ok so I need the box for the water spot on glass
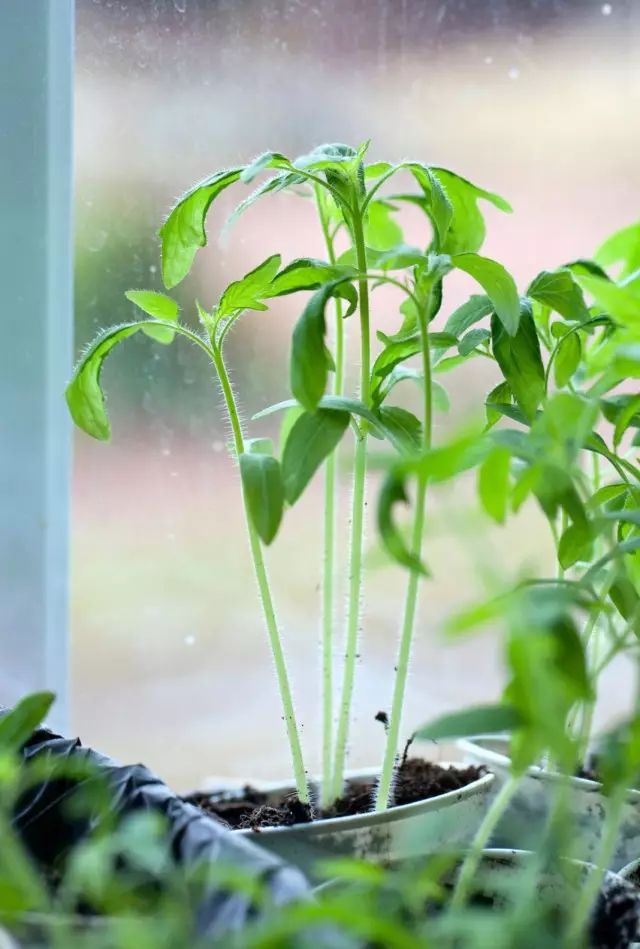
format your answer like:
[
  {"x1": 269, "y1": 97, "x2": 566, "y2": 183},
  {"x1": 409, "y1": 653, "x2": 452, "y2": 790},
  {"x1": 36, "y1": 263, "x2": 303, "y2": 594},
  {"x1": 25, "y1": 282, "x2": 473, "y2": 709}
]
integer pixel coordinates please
[
  {"x1": 212, "y1": 440, "x2": 224, "y2": 453},
  {"x1": 174, "y1": 0, "x2": 187, "y2": 11},
  {"x1": 167, "y1": 532, "x2": 176, "y2": 542},
  {"x1": 484, "y1": 56, "x2": 493, "y2": 65},
  {"x1": 86, "y1": 229, "x2": 108, "y2": 253},
  {"x1": 601, "y1": 3, "x2": 612, "y2": 14},
  {"x1": 170, "y1": 470, "x2": 178, "y2": 478},
  {"x1": 184, "y1": 635, "x2": 196, "y2": 646},
  {"x1": 149, "y1": 264, "x2": 157, "y2": 274},
  {"x1": 161, "y1": 447, "x2": 171, "y2": 456},
  {"x1": 508, "y1": 67, "x2": 520, "y2": 80}
]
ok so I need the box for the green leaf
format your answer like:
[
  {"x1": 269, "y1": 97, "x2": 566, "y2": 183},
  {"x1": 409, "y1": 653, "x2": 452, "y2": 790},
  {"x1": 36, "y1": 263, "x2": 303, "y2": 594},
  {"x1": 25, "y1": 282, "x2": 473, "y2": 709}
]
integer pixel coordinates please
[
  {"x1": 377, "y1": 472, "x2": 427, "y2": 574},
  {"x1": 478, "y1": 447, "x2": 511, "y2": 524},
  {"x1": 612, "y1": 393, "x2": 640, "y2": 450},
  {"x1": 371, "y1": 333, "x2": 457, "y2": 402},
  {"x1": 224, "y1": 171, "x2": 302, "y2": 234},
  {"x1": 0, "y1": 692, "x2": 55, "y2": 752},
  {"x1": 218, "y1": 255, "x2": 282, "y2": 317},
  {"x1": 554, "y1": 332, "x2": 582, "y2": 388},
  {"x1": 266, "y1": 259, "x2": 356, "y2": 298},
  {"x1": 364, "y1": 200, "x2": 403, "y2": 250},
  {"x1": 424, "y1": 167, "x2": 511, "y2": 254},
  {"x1": 484, "y1": 381, "x2": 514, "y2": 429},
  {"x1": 159, "y1": 167, "x2": 243, "y2": 288},
  {"x1": 281, "y1": 409, "x2": 350, "y2": 505},
  {"x1": 414, "y1": 703, "x2": 522, "y2": 741},
  {"x1": 405, "y1": 164, "x2": 453, "y2": 248},
  {"x1": 376, "y1": 406, "x2": 422, "y2": 454},
  {"x1": 459, "y1": 328, "x2": 490, "y2": 357},
  {"x1": 245, "y1": 437, "x2": 274, "y2": 456},
  {"x1": 66, "y1": 321, "x2": 191, "y2": 441},
  {"x1": 408, "y1": 431, "x2": 488, "y2": 484},
  {"x1": 576, "y1": 273, "x2": 640, "y2": 327},
  {"x1": 485, "y1": 402, "x2": 531, "y2": 427},
  {"x1": 558, "y1": 523, "x2": 593, "y2": 569},
  {"x1": 290, "y1": 279, "x2": 357, "y2": 412},
  {"x1": 453, "y1": 254, "x2": 520, "y2": 336},
  {"x1": 279, "y1": 406, "x2": 305, "y2": 461},
  {"x1": 491, "y1": 301, "x2": 545, "y2": 422},
  {"x1": 240, "y1": 151, "x2": 291, "y2": 183},
  {"x1": 609, "y1": 574, "x2": 640, "y2": 635},
  {"x1": 588, "y1": 483, "x2": 629, "y2": 510},
  {"x1": 583, "y1": 538, "x2": 640, "y2": 586},
  {"x1": 239, "y1": 452, "x2": 284, "y2": 545},
  {"x1": 254, "y1": 395, "x2": 382, "y2": 434},
  {"x1": 527, "y1": 269, "x2": 590, "y2": 323},
  {"x1": 125, "y1": 290, "x2": 180, "y2": 344},
  {"x1": 443, "y1": 294, "x2": 494, "y2": 338},
  {"x1": 596, "y1": 221, "x2": 640, "y2": 280}
]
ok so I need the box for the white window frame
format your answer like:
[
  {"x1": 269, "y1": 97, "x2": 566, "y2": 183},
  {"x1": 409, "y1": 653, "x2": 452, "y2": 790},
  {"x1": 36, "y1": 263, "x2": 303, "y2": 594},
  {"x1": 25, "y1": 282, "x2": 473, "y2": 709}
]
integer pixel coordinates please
[{"x1": 0, "y1": 2, "x2": 74, "y2": 732}]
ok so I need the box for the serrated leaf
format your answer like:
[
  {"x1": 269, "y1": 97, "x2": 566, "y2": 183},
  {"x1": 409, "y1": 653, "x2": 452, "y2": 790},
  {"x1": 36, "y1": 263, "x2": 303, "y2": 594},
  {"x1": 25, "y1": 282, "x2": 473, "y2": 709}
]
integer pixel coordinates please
[
  {"x1": 415, "y1": 703, "x2": 521, "y2": 742},
  {"x1": 290, "y1": 280, "x2": 357, "y2": 412},
  {"x1": 377, "y1": 406, "x2": 422, "y2": 454},
  {"x1": 554, "y1": 332, "x2": 582, "y2": 388},
  {"x1": 218, "y1": 255, "x2": 282, "y2": 318},
  {"x1": 527, "y1": 269, "x2": 590, "y2": 323},
  {"x1": 377, "y1": 472, "x2": 427, "y2": 574},
  {"x1": 491, "y1": 301, "x2": 545, "y2": 422},
  {"x1": 66, "y1": 320, "x2": 192, "y2": 441},
  {"x1": 159, "y1": 167, "x2": 243, "y2": 288},
  {"x1": 0, "y1": 692, "x2": 55, "y2": 752},
  {"x1": 443, "y1": 294, "x2": 494, "y2": 338},
  {"x1": 239, "y1": 452, "x2": 284, "y2": 545},
  {"x1": 125, "y1": 290, "x2": 180, "y2": 344},
  {"x1": 266, "y1": 258, "x2": 356, "y2": 298},
  {"x1": 281, "y1": 409, "x2": 350, "y2": 505},
  {"x1": 459, "y1": 328, "x2": 490, "y2": 357},
  {"x1": 478, "y1": 447, "x2": 511, "y2": 524},
  {"x1": 453, "y1": 254, "x2": 520, "y2": 336}
]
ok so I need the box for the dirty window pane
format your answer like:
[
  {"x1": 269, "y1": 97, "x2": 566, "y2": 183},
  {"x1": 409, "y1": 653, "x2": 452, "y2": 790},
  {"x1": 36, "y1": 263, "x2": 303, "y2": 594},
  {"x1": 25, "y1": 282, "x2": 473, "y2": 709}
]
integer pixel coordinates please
[{"x1": 74, "y1": 0, "x2": 640, "y2": 790}]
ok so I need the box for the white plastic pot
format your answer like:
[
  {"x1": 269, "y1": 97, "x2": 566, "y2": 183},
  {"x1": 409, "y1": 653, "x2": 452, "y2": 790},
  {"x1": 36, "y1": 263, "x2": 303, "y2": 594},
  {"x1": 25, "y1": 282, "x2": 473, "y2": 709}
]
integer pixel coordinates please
[
  {"x1": 198, "y1": 764, "x2": 495, "y2": 881},
  {"x1": 458, "y1": 735, "x2": 640, "y2": 872}
]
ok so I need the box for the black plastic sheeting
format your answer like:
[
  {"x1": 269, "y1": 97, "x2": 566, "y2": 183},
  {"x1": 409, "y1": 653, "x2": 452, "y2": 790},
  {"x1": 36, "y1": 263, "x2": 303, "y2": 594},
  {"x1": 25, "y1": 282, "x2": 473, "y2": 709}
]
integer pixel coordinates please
[{"x1": 3, "y1": 709, "x2": 357, "y2": 947}]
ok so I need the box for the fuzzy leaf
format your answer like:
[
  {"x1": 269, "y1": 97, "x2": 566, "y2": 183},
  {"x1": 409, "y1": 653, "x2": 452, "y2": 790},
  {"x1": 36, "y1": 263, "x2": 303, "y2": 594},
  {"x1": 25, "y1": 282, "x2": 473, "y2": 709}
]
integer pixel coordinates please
[
  {"x1": 377, "y1": 406, "x2": 422, "y2": 454},
  {"x1": 282, "y1": 409, "x2": 350, "y2": 505},
  {"x1": 125, "y1": 291, "x2": 180, "y2": 344},
  {"x1": 218, "y1": 255, "x2": 282, "y2": 318},
  {"x1": 266, "y1": 259, "x2": 356, "y2": 298},
  {"x1": 239, "y1": 452, "x2": 284, "y2": 545},
  {"x1": 159, "y1": 167, "x2": 243, "y2": 288},
  {"x1": 491, "y1": 301, "x2": 545, "y2": 422},
  {"x1": 459, "y1": 328, "x2": 490, "y2": 357},
  {"x1": 453, "y1": 254, "x2": 521, "y2": 336},
  {"x1": 528, "y1": 269, "x2": 590, "y2": 323},
  {"x1": 443, "y1": 294, "x2": 494, "y2": 338}
]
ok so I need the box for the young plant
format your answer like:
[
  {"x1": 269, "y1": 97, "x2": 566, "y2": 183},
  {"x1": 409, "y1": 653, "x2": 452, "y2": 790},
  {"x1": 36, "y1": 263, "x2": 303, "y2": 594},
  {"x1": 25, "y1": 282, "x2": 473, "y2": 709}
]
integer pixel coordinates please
[{"x1": 66, "y1": 141, "x2": 534, "y2": 813}]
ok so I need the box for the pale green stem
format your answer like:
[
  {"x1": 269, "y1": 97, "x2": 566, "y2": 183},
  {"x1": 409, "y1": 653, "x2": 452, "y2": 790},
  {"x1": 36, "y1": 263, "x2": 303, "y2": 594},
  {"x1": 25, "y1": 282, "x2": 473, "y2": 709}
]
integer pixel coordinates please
[
  {"x1": 330, "y1": 208, "x2": 371, "y2": 801},
  {"x1": 316, "y1": 186, "x2": 345, "y2": 807},
  {"x1": 212, "y1": 345, "x2": 309, "y2": 803},
  {"x1": 567, "y1": 786, "x2": 627, "y2": 944},
  {"x1": 450, "y1": 773, "x2": 524, "y2": 909},
  {"x1": 375, "y1": 293, "x2": 433, "y2": 811}
]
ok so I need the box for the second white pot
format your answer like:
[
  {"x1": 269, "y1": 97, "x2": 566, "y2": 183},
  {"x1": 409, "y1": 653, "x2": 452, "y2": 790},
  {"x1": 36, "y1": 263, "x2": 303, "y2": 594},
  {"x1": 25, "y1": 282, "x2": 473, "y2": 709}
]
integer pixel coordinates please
[
  {"x1": 197, "y1": 763, "x2": 495, "y2": 881},
  {"x1": 458, "y1": 735, "x2": 640, "y2": 871}
]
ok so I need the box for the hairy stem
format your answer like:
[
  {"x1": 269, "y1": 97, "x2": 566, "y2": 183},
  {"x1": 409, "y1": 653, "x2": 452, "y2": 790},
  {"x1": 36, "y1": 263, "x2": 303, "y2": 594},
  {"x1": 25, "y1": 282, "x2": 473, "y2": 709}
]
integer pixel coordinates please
[
  {"x1": 375, "y1": 296, "x2": 433, "y2": 811},
  {"x1": 330, "y1": 208, "x2": 371, "y2": 801},
  {"x1": 317, "y1": 187, "x2": 345, "y2": 807},
  {"x1": 212, "y1": 344, "x2": 309, "y2": 803}
]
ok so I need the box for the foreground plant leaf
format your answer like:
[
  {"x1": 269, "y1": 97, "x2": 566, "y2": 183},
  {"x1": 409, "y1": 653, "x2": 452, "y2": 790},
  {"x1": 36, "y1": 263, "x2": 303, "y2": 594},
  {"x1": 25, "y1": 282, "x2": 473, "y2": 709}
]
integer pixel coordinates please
[
  {"x1": 527, "y1": 268, "x2": 590, "y2": 323},
  {"x1": 282, "y1": 409, "x2": 350, "y2": 505},
  {"x1": 217, "y1": 255, "x2": 282, "y2": 318},
  {"x1": 415, "y1": 703, "x2": 522, "y2": 742},
  {"x1": 478, "y1": 447, "x2": 511, "y2": 524},
  {"x1": 125, "y1": 290, "x2": 180, "y2": 344},
  {"x1": 239, "y1": 451, "x2": 284, "y2": 545},
  {"x1": 0, "y1": 692, "x2": 55, "y2": 753}
]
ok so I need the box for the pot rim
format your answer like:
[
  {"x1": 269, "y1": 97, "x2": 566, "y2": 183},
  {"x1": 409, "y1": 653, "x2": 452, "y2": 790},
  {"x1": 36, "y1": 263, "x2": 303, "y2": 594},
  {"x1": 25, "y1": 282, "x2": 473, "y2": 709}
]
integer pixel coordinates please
[
  {"x1": 195, "y1": 763, "x2": 495, "y2": 838},
  {"x1": 457, "y1": 734, "x2": 640, "y2": 802}
]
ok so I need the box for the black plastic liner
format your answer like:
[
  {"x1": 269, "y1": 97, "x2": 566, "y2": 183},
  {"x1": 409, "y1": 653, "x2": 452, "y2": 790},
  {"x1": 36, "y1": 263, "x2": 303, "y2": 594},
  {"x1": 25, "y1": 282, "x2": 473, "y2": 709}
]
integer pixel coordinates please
[{"x1": 2, "y1": 709, "x2": 357, "y2": 946}]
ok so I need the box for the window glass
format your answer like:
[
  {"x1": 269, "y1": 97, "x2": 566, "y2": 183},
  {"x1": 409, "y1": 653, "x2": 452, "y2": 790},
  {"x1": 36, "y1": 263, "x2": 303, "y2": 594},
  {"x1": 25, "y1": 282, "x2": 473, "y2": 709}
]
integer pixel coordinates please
[{"x1": 74, "y1": 0, "x2": 639, "y2": 789}]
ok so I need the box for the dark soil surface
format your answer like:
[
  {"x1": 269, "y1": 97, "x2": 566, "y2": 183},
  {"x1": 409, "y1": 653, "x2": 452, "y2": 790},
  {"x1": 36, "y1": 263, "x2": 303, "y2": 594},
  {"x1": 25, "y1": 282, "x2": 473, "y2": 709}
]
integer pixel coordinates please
[{"x1": 185, "y1": 759, "x2": 485, "y2": 831}]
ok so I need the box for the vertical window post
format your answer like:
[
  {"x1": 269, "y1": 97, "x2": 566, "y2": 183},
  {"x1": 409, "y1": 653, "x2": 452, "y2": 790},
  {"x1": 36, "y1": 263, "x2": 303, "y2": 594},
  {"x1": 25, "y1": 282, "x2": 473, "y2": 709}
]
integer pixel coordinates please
[{"x1": 0, "y1": 3, "x2": 74, "y2": 731}]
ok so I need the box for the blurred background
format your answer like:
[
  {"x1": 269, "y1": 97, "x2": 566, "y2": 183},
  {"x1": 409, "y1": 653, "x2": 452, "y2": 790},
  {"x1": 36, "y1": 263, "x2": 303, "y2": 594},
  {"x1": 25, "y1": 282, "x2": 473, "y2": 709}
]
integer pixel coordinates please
[{"x1": 73, "y1": 0, "x2": 640, "y2": 791}]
